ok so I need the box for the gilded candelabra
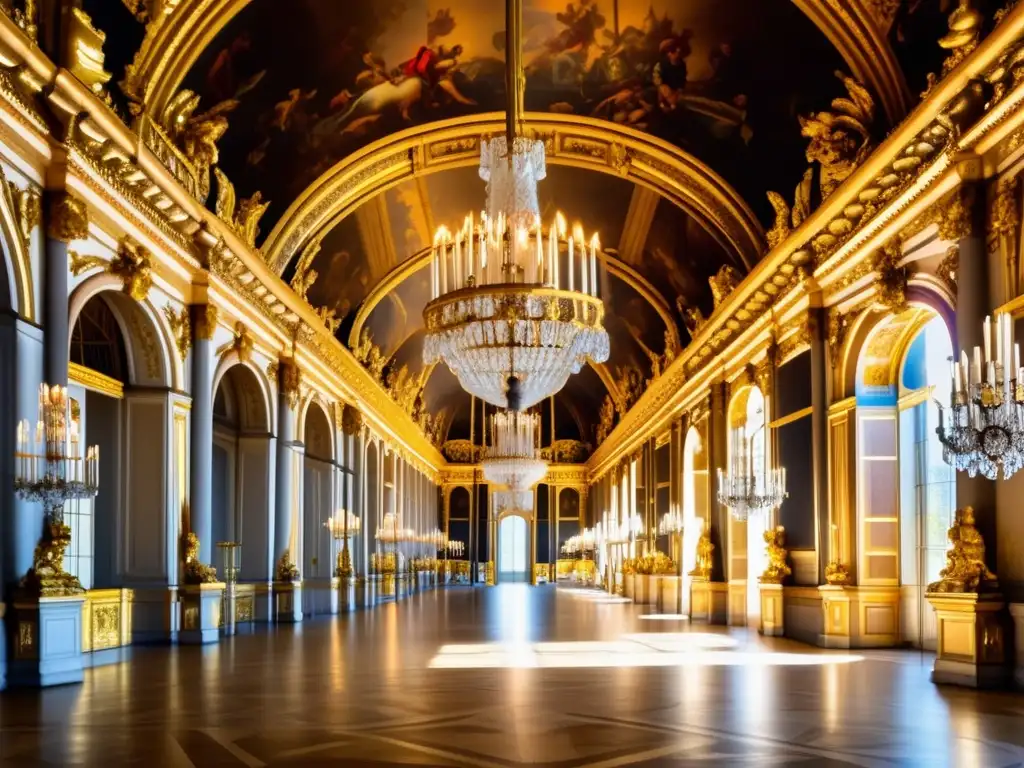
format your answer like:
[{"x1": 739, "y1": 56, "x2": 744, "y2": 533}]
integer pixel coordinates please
[
  {"x1": 325, "y1": 509, "x2": 361, "y2": 577},
  {"x1": 14, "y1": 384, "x2": 100, "y2": 597}
]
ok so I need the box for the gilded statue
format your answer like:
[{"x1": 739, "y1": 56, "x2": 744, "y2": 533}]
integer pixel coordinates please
[
  {"x1": 231, "y1": 321, "x2": 254, "y2": 363},
  {"x1": 290, "y1": 242, "x2": 320, "y2": 300},
  {"x1": 800, "y1": 71, "x2": 876, "y2": 200},
  {"x1": 316, "y1": 305, "x2": 342, "y2": 333},
  {"x1": 21, "y1": 520, "x2": 84, "y2": 596},
  {"x1": 110, "y1": 238, "x2": 153, "y2": 302},
  {"x1": 688, "y1": 529, "x2": 714, "y2": 580},
  {"x1": 160, "y1": 90, "x2": 237, "y2": 184},
  {"x1": 353, "y1": 328, "x2": 386, "y2": 380},
  {"x1": 678, "y1": 298, "x2": 706, "y2": 337},
  {"x1": 275, "y1": 550, "x2": 300, "y2": 583},
  {"x1": 709, "y1": 265, "x2": 742, "y2": 310},
  {"x1": 235, "y1": 192, "x2": 271, "y2": 250},
  {"x1": 595, "y1": 394, "x2": 617, "y2": 444},
  {"x1": 937, "y1": 1, "x2": 984, "y2": 80},
  {"x1": 182, "y1": 531, "x2": 218, "y2": 584},
  {"x1": 874, "y1": 241, "x2": 909, "y2": 315},
  {"x1": 386, "y1": 365, "x2": 427, "y2": 416},
  {"x1": 765, "y1": 191, "x2": 792, "y2": 249},
  {"x1": 927, "y1": 507, "x2": 999, "y2": 594},
  {"x1": 759, "y1": 526, "x2": 792, "y2": 584},
  {"x1": 616, "y1": 364, "x2": 645, "y2": 411}
]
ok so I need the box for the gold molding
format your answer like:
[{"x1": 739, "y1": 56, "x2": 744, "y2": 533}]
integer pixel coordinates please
[
  {"x1": 897, "y1": 385, "x2": 935, "y2": 412},
  {"x1": 769, "y1": 406, "x2": 814, "y2": 429},
  {"x1": 69, "y1": 362, "x2": 124, "y2": 399}
]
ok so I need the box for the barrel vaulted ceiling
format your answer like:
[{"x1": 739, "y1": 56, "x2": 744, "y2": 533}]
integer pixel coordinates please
[{"x1": 91, "y1": 0, "x2": 992, "y2": 447}]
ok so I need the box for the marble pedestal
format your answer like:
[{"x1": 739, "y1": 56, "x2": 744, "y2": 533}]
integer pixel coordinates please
[
  {"x1": 658, "y1": 576, "x2": 680, "y2": 614},
  {"x1": 690, "y1": 578, "x2": 728, "y2": 624},
  {"x1": 180, "y1": 583, "x2": 225, "y2": 645},
  {"x1": 927, "y1": 592, "x2": 1009, "y2": 689},
  {"x1": 634, "y1": 575, "x2": 659, "y2": 605},
  {"x1": 273, "y1": 582, "x2": 303, "y2": 623},
  {"x1": 8, "y1": 594, "x2": 86, "y2": 686},
  {"x1": 335, "y1": 576, "x2": 356, "y2": 613},
  {"x1": 759, "y1": 583, "x2": 784, "y2": 637}
]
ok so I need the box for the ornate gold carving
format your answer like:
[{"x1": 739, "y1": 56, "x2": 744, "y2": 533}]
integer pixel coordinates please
[
  {"x1": 279, "y1": 358, "x2": 302, "y2": 410},
  {"x1": 3, "y1": 0, "x2": 38, "y2": 40},
  {"x1": 160, "y1": 90, "x2": 234, "y2": 185},
  {"x1": 110, "y1": 238, "x2": 153, "y2": 301},
  {"x1": 70, "y1": 361, "x2": 124, "y2": 399},
  {"x1": 64, "y1": 8, "x2": 112, "y2": 96},
  {"x1": 235, "y1": 193, "x2": 270, "y2": 250},
  {"x1": 800, "y1": 71, "x2": 876, "y2": 200},
  {"x1": 68, "y1": 250, "x2": 107, "y2": 277},
  {"x1": 989, "y1": 179, "x2": 1018, "y2": 242},
  {"x1": 194, "y1": 304, "x2": 219, "y2": 341},
  {"x1": 765, "y1": 191, "x2": 792, "y2": 249},
  {"x1": 213, "y1": 167, "x2": 236, "y2": 223},
  {"x1": 290, "y1": 245, "x2": 319, "y2": 302},
  {"x1": 182, "y1": 531, "x2": 217, "y2": 584},
  {"x1": 709, "y1": 265, "x2": 742, "y2": 310},
  {"x1": 17, "y1": 619, "x2": 34, "y2": 658},
  {"x1": 441, "y1": 439, "x2": 482, "y2": 464},
  {"x1": 163, "y1": 304, "x2": 191, "y2": 360},
  {"x1": 688, "y1": 529, "x2": 714, "y2": 580},
  {"x1": 759, "y1": 526, "x2": 791, "y2": 584},
  {"x1": 386, "y1": 365, "x2": 426, "y2": 416},
  {"x1": 47, "y1": 193, "x2": 89, "y2": 242},
  {"x1": 20, "y1": 520, "x2": 84, "y2": 596},
  {"x1": 927, "y1": 507, "x2": 999, "y2": 593},
  {"x1": 353, "y1": 328, "x2": 386, "y2": 380},
  {"x1": 608, "y1": 143, "x2": 633, "y2": 176},
  {"x1": 230, "y1": 321, "x2": 253, "y2": 363},
  {"x1": 9, "y1": 184, "x2": 40, "y2": 247},
  {"x1": 937, "y1": 187, "x2": 974, "y2": 241},
  {"x1": 315, "y1": 305, "x2": 341, "y2": 333},
  {"x1": 862, "y1": 0, "x2": 900, "y2": 32},
  {"x1": 91, "y1": 604, "x2": 120, "y2": 651},
  {"x1": 927, "y1": 0, "x2": 984, "y2": 93},
  {"x1": 595, "y1": 394, "x2": 617, "y2": 445},
  {"x1": 616, "y1": 364, "x2": 645, "y2": 413},
  {"x1": 937, "y1": 246, "x2": 959, "y2": 293},
  {"x1": 825, "y1": 560, "x2": 851, "y2": 585},
  {"x1": 540, "y1": 440, "x2": 591, "y2": 463},
  {"x1": 874, "y1": 241, "x2": 910, "y2": 315},
  {"x1": 677, "y1": 298, "x2": 707, "y2": 337},
  {"x1": 275, "y1": 550, "x2": 299, "y2": 583},
  {"x1": 341, "y1": 404, "x2": 363, "y2": 436}
]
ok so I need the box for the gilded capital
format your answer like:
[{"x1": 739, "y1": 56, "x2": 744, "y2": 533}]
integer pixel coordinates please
[
  {"x1": 341, "y1": 404, "x2": 363, "y2": 436},
  {"x1": 193, "y1": 304, "x2": 219, "y2": 341},
  {"x1": 47, "y1": 192, "x2": 89, "y2": 243},
  {"x1": 279, "y1": 358, "x2": 302, "y2": 409}
]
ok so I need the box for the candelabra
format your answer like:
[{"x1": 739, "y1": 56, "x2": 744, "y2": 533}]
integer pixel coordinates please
[
  {"x1": 324, "y1": 509, "x2": 361, "y2": 578},
  {"x1": 659, "y1": 509, "x2": 685, "y2": 573},
  {"x1": 936, "y1": 313, "x2": 1024, "y2": 479},
  {"x1": 717, "y1": 431, "x2": 786, "y2": 521},
  {"x1": 446, "y1": 540, "x2": 465, "y2": 557},
  {"x1": 14, "y1": 384, "x2": 100, "y2": 596}
]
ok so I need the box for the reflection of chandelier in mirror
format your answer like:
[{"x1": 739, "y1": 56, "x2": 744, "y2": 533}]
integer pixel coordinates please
[
  {"x1": 482, "y1": 410, "x2": 547, "y2": 491},
  {"x1": 493, "y1": 488, "x2": 534, "y2": 518},
  {"x1": 716, "y1": 434, "x2": 787, "y2": 521},
  {"x1": 421, "y1": 0, "x2": 609, "y2": 411}
]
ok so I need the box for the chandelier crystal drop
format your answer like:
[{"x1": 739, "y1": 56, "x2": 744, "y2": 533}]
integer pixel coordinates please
[
  {"x1": 936, "y1": 313, "x2": 1024, "y2": 479},
  {"x1": 716, "y1": 431, "x2": 787, "y2": 521},
  {"x1": 481, "y1": 410, "x2": 547, "y2": 491}
]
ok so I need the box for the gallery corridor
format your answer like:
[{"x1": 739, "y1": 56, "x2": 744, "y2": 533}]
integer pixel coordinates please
[{"x1": 1, "y1": 585, "x2": 1023, "y2": 767}]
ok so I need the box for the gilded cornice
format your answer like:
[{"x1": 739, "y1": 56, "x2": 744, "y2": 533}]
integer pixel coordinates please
[
  {"x1": 439, "y1": 463, "x2": 587, "y2": 490},
  {"x1": 263, "y1": 113, "x2": 764, "y2": 275}
]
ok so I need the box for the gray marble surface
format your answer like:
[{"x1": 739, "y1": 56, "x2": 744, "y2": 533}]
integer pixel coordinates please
[{"x1": 2, "y1": 584, "x2": 1024, "y2": 766}]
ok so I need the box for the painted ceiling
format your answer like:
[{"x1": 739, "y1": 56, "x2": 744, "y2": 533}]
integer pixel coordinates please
[{"x1": 85, "y1": 0, "x2": 997, "y2": 447}]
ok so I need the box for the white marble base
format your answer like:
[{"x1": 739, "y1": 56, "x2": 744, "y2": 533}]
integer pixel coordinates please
[
  {"x1": 179, "y1": 584, "x2": 225, "y2": 645},
  {"x1": 8, "y1": 595, "x2": 86, "y2": 687},
  {"x1": 355, "y1": 576, "x2": 374, "y2": 608},
  {"x1": 274, "y1": 582, "x2": 303, "y2": 622},
  {"x1": 335, "y1": 576, "x2": 356, "y2": 613}
]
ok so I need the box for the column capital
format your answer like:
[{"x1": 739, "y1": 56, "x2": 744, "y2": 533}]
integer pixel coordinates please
[
  {"x1": 277, "y1": 357, "x2": 302, "y2": 410},
  {"x1": 193, "y1": 304, "x2": 220, "y2": 341},
  {"x1": 46, "y1": 192, "x2": 89, "y2": 243}
]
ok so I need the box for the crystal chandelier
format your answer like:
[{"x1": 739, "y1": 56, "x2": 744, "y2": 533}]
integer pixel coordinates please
[
  {"x1": 936, "y1": 313, "x2": 1024, "y2": 479},
  {"x1": 481, "y1": 410, "x2": 547, "y2": 491},
  {"x1": 716, "y1": 433, "x2": 787, "y2": 521},
  {"x1": 421, "y1": 0, "x2": 609, "y2": 411}
]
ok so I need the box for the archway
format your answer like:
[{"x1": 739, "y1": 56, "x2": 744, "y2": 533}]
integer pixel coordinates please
[
  {"x1": 728, "y1": 384, "x2": 767, "y2": 625},
  {"x1": 301, "y1": 400, "x2": 334, "y2": 614},
  {"x1": 498, "y1": 514, "x2": 530, "y2": 583},
  {"x1": 212, "y1": 363, "x2": 274, "y2": 586},
  {"x1": 681, "y1": 424, "x2": 708, "y2": 615},
  {"x1": 447, "y1": 486, "x2": 470, "y2": 584}
]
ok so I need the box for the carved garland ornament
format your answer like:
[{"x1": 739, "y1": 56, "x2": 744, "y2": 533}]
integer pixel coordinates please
[{"x1": 47, "y1": 192, "x2": 89, "y2": 243}]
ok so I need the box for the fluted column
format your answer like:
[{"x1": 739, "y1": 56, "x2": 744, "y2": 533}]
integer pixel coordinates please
[
  {"x1": 44, "y1": 192, "x2": 88, "y2": 386},
  {"x1": 274, "y1": 358, "x2": 301, "y2": 574},
  {"x1": 188, "y1": 305, "x2": 218, "y2": 566}
]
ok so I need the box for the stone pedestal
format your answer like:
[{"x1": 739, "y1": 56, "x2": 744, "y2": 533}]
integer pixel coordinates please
[
  {"x1": 1010, "y1": 604, "x2": 1024, "y2": 689},
  {"x1": 634, "y1": 575, "x2": 659, "y2": 605},
  {"x1": 690, "y1": 578, "x2": 728, "y2": 624},
  {"x1": 8, "y1": 595, "x2": 86, "y2": 687},
  {"x1": 396, "y1": 574, "x2": 408, "y2": 600},
  {"x1": 379, "y1": 573, "x2": 396, "y2": 600},
  {"x1": 727, "y1": 580, "x2": 747, "y2": 626},
  {"x1": 273, "y1": 582, "x2": 303, "y2": 623},
  {"x1": 927, "y1": 592, "x2": 1009, "y2": 689},
  {"x1": 624, "y1": 573, "x2": 635, "y2": 600},
  {"x1": 658, "y1": 576, "x2": 680, "y2": 614},
  {"x1": 817, "y1": 586, "x2": 899, "y2": 648},
  {"x1": 335, "y1": 576, "x2": 356, "y2": 613},
  {"x1": 759, "y1": 583, "x2": 784, "y2": 637},
  {"x1": 180, "y1": 583, "x2": 225, "y2": 645},
  {"x1": 354, "y1": 576, "x2": 371, "y2": 609}
]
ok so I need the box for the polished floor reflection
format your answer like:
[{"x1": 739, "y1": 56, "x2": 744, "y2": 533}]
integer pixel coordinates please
[{"x1": 3, "y1": 585, "x2": 1024, "y2": 766}]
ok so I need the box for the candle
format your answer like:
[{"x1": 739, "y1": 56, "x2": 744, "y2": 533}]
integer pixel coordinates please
[
  {"x1": 467, "y1": 213, "x2": 474, "y2": 282},
  {"x1": 1015, "y1": 344, "x2": 1020, "y2": 378},
  {"x1": 973, "y1": 346, "x2": 982, "y2": 386},
  {"x1": 590, "y1": 234, "x2": 599, "y2": 298},
  {"x1": 984, "y1": 316, "x2": 992, "y2": 363},
  {"x1": 568, "y1": 236, "x2": 575, "y2": 291},
  {"x1": 988, "y1": 360, "x2": 996, "y2": 387}
]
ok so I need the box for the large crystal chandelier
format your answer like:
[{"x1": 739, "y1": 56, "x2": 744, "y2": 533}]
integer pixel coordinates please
[
  {"x1": 482, "y1": 410, "x2": 547, "y2": 491},
  {"x1": 717, "y1": 434, "x2": 787, "y2": 521},
  {"x1": 421, "y1": 0, "x2": 609, "y2": 411},
  {"x1": 937, "y1": 313, "x2": 1024, "y2": 479}
]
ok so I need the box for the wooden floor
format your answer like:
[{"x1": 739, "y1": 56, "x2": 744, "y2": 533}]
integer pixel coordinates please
[{"x1": 2, "y1": 584, "x2": 1024, "y2": 766}]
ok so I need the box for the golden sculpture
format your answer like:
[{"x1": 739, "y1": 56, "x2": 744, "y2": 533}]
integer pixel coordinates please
[
  {"x1": 765, "y1": 191, "x2": 792, "y2": 249},
  {"x1": 163, "y1": 304, "x2": 191, "y2": 360},
  {"x1": 20, "y1": 520, "x2": 84, "y2": 597},
  {"x1": 927, "y1": 507, "x2": 999, "y2": 594},
  {"x1": 759, "y1": 526, "x2": 792, "y2": 584},
  {"x1": 937, "y1": 1, "x2": 984, "y2": 79},
  {"x1": 386, "y1": 365, "x2": 427, "y2": 416},
  {"x1": 213, "y1": 167, "x2": 236, "y2": 224},
  {"x1": 279, "y1": 359, "x2": 302, "y2": 409},
  {"x1": 68, "y1": 250, "x2": 106, "y2": 277},
  {"x1": 181, "y1": 531, "x2": 218, "y2": 584},
  {"x1": 5, "y1": 0, "x2": 38, "y2": 40},
  {"x1": 874, "y1": 241, "x2": 909, "y2": 315},
  {"x1": 64, "y1": 7, "x2": 112, "y2": 96},
  {"x1": 316, "y1": 305, "x2": 341, "y2": 333},
  {"x1": 110, "y1": 239, "x2": 153, "y2": 301},
  {"x1": 441, "y1": 439, "x2": 481, "y2": 463},
  {"x1": 275, "y1": 550, "x2": 300, "y2": 583},
  {"x1": 616, "y1": 364, "x2": 645, "y2": 411},
  {"x1": 235, "y1": 192, "x2": 271, "y2": 250},
  {"x1": 540, "y1": 439, "x2": 590, "y2": 463},
  {"x1": 688, "y1": 529, "x2": 714, "y2": 579},
  {"x1": 635, "y1": 551, "x2": 675, "y2": 575},
  {"x1": 353, "y1": 328, "x2": 387, "y2": 380},
  {"x1": 800, "y1": 71, "x2": 876, "y2": 200},
  {"x1": 47, "y1": 192, "x2": 89, "y2": 243},
  {"x1": 677, "y1": 298, "x2": 707, "y2": 337},
  {"x1": 595, "y1": 394, "x2": 617, "y2": 444},
  {"x1": 229, "y1": 321, "x2": 253, "y2": 363},
  {"x1": 709, "y1": 265, "x2": 742, "y2": 310},
  {"x1": 825, "y1": 560, "x2": 850, "y2": 585},
  {"x1": 341, "y1": 403, "x2": 363, "y2": 436},
  {"x1": 161, "y1": 90, "x2": 237, "y2": 185},
  {"x1": 937, "y1": 246, "x2": 959, "y2": 293},
  {"x1": 335, "y1": 546, "x2": 353, "y2": 578},
  {"x1": 10, "y1": 184, "x2": 40, "y2": 247}
]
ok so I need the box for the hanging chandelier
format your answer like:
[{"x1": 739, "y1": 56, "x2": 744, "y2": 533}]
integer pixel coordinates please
[
  {"x1": 482, "y1": 410, "x2": 547, "y2": 491},
  {"x1": 716, "y1": 433, "x2": 787, "y2": 521},
  {"x1": 936, "y1": 313, "x2": 1024, "y2": 479},
  {"x1": 421, "y1": 0, "x2": 609, "y2": 411}
]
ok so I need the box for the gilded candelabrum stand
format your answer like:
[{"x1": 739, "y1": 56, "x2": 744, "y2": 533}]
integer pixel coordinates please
[
  {"x1": 326, "y1": 512, "x2": 360, "y2": 613},
  {"x1": 180, "y1": 532, "x2": 225, "y2": 645},
  {"x1": 10, "y1": 384, "x2": 100, "y2": 687},
  {"x1": 216, "y1": 542, "x2": 240, "y2": 635}
]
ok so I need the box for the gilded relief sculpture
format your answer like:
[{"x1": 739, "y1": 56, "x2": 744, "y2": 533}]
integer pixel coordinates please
[
  {"x1": 709, "y1": 265, "x2": 742, "y2": 310},
  {"x1": 182, "y1": 531, "x2": 218, "y2": 584},
  {"x1": 275, "y1": 550, "x2": 300, "y2": 583},
  {"x1": 759, "y1": 526, "x2": 791, "y2": 584},
  {"x1": 689, "y1": 529, "x2": 714, "y2": 580}
]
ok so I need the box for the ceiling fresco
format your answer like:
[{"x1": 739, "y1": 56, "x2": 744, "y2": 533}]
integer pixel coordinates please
[{"x1": 177, "y1": 0, "x2": 855, "y2": 235}]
